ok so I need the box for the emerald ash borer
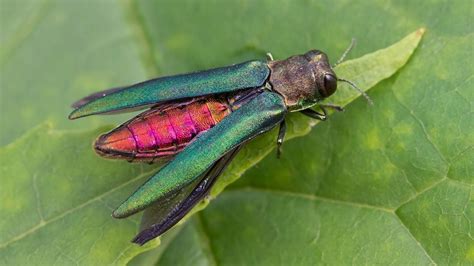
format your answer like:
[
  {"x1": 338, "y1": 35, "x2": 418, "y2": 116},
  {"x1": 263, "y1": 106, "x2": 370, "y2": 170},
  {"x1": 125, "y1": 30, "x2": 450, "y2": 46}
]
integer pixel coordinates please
[{"x1": 69, "y1": 42, "x2": 370, "y2": 245}]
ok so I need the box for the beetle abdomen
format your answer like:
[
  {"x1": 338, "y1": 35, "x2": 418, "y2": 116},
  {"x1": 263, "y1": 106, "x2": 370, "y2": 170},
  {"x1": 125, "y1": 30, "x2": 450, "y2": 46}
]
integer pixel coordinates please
[{"x1": 95, "y1": 98, "x2": 232, "y2": 162}]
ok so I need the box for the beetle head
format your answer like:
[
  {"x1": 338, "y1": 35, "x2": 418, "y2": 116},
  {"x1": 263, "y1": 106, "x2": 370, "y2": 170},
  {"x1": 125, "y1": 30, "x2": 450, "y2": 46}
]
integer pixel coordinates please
[
  {"x1": 304, "y1": 50, "x2": 338, "y2": 99},
  {"x1": 303, "y1": 46, "x2": 373, "y2": 106}
]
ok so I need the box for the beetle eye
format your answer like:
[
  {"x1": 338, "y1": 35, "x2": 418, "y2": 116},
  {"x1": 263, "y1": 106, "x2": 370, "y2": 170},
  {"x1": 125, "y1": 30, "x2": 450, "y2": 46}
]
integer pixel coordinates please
[{"x1": 322, "y1": 74, "x2": 337, "y2": 97}]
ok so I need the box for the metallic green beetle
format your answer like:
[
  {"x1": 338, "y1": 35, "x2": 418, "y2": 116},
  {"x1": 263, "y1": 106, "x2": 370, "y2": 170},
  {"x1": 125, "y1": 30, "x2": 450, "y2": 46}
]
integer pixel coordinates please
[{"x1": 69, "y1": 44, "x2": 368, "y2": 245}]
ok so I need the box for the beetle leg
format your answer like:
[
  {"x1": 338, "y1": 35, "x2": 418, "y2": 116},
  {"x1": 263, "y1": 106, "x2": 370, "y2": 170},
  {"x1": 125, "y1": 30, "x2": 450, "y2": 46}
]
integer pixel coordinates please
[
  {"x1": 319, "y1": 103, "x2": 344, "y2": 112},
  {"x1": 300, "y1": 108, "x2": 327, "y2": 121},
  {"x1": 276, "y1": 120, "x2": 286, "y2": 158}
]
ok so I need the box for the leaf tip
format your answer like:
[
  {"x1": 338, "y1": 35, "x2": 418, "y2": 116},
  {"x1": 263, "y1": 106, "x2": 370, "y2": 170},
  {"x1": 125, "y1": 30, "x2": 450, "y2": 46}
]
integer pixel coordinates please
[{"x1": 416, "y1": 27, "x2": 426, "y2": 37}]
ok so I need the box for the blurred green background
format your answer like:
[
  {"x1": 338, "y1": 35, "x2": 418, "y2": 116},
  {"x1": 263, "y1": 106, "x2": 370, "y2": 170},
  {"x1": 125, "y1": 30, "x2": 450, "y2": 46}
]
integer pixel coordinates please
[{"x1": 0, "y1": 0, "x2": 472, "y2": 265}]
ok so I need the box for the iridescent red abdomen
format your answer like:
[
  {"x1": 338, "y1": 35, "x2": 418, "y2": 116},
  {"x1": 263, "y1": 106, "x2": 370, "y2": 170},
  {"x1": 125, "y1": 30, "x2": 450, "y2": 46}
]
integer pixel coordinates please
[{"x1": 95, "y1": 97, "x2": 233, "y2": 162}]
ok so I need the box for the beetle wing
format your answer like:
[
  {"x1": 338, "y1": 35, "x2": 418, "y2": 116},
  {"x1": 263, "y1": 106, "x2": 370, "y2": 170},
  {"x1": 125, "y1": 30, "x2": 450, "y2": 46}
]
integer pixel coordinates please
[
  {"x1": 69, "y1": 60, "x2": 269, "y2": 119},
  {"x1": 112, "y1": 91, "x2": 287, "y2": 218},
  {"x1": 71, "y1": 86, "x2": 126, "y2": 108},
  {"x1": 134, "y1": 146, "x2": 241, "y2": 245}
]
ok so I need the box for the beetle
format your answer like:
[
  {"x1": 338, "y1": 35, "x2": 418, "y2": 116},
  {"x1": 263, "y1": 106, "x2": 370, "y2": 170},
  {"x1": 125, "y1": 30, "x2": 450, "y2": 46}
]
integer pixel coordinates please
[{"x1": 69, "y1": 42, "x2": 370, "y2": 245}]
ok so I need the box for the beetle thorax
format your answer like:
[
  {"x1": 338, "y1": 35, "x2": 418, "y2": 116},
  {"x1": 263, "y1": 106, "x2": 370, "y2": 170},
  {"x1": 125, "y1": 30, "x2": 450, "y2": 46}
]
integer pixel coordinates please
[{"x1": 268, "y1": 50, "x2": 336, "y2": 111}]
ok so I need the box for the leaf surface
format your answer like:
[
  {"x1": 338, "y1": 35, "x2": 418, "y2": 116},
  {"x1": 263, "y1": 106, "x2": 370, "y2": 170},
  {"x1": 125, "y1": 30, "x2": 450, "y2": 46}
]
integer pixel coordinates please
[
  {"x1": 0, "y1": 0, "x2": 147, "y2": 145},
  {"x1": 0, "y1": 125, "x2": 159, "y2": 264}
]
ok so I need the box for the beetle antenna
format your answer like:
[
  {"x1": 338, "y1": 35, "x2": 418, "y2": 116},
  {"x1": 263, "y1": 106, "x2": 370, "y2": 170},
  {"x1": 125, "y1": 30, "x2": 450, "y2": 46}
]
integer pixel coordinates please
[
  {"x1": 338, "y1": 78, "x2": 373, "y2": 105},
  {"x1": 333, "y1": 38, "x2": 356, "y2": 67}
]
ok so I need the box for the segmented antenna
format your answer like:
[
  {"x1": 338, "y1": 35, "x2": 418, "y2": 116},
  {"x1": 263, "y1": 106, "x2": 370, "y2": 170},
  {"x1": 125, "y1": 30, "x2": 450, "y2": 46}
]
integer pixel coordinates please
[
  {"x1": 333, "y1": 38, "x2": 356, "y2": 67},
  {"x1": 332, "y1": 38, "x2": 372, "y2": 105},
  {"x1": 338, "y1": 78, "x2": 374, "y2": 105}
]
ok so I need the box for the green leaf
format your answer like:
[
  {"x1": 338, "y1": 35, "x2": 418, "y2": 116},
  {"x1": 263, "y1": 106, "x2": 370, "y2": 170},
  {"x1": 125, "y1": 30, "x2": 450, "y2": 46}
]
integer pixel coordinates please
[
  {"x1": 0, "y1": 0, "x2": 148, "y2": 145},
  {"x1": 0, "y1": 124, "x2": 159, "y2": 264}
]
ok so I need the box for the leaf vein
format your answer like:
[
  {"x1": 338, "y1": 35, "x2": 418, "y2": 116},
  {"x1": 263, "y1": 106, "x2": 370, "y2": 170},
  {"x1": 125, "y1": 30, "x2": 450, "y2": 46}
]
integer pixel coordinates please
[
  {"x1": 32, "y1": 173, "x2": 45, "y2": 222},
  {"x1": 0, "y1": 171, "x2": 150, "y2": 249},
  {"x1": 393, "y1": 214, "x2": 438, "y2": 265},
  {"x1": 395, "y1": 177, "x2": 447, "y2": 210},
  {"x1": 235, "y1": 186, "x2": 394, "y2": 213},
  {"x1": 391, "y1": 90, "x2": 449, "y2": 166}
]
